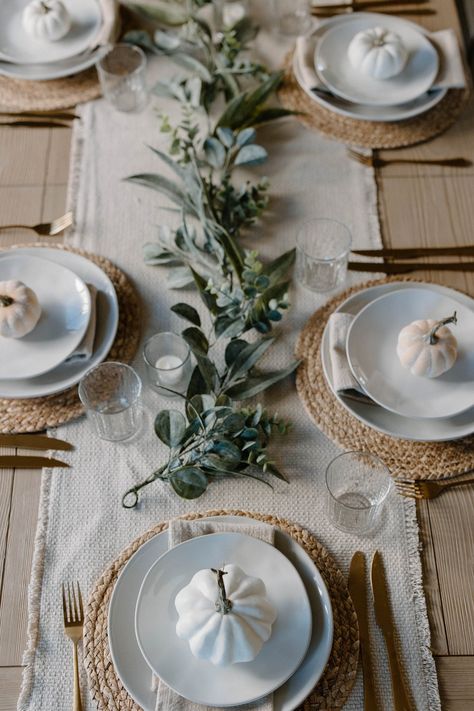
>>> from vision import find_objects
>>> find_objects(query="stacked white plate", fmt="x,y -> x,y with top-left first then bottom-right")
108,519 -> 334,711
0,247 -> 118,399
0,0 -> 108,80
321,281 -> 474,441
294,12 -> 447,122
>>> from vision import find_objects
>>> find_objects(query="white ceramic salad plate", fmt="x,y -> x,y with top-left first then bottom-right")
0,45 -> 107,81
293,14 -> 446,122
0,247 -> 118,398
346,287 -> 474,419
321,281 -> 474,441
108,517 -> 334,711
0,254 -> 91,380
135,532 -> 312,707
0,0 -> 102,65
314,15 -> 439,107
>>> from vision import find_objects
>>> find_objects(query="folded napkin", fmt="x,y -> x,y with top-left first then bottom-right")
65,284 -> 97,362
327,311 -> 375,405
153,518 -> 275,711
295,26 -> 467,97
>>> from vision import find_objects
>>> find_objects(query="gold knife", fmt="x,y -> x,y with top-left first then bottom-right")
348,261 -> 474,274
313,0 -> 429,9
0,455 -> 69,469
371,551 -> 414,711
352,246 -> 474,259
313,7 -> 436,15
348,552 -> 378,711
0,434 -> 74,451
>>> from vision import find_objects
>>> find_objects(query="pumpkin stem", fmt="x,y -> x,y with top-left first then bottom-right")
0,295 -> 14,307
211,568 -> 233,615
426,311 -> 457,345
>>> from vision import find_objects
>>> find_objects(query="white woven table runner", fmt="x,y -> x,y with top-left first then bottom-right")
18,24 -> 441,711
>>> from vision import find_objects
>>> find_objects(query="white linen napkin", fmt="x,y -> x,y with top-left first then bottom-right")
295,26 -> 467,96
327,311 -> 375,404
153,518 -> 275,711
65,284 -> 97,362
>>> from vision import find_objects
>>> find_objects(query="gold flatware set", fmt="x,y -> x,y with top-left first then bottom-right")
0,434 -> 73,469
0,110 -> 77,129
349,550 -> 415,710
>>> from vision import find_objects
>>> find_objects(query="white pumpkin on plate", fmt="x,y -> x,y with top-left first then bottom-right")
397,311 -> 458,378
0,280 -> 42,338
347,26 -> 409,80
175,564 -> 277,666
22,0 -> 71,42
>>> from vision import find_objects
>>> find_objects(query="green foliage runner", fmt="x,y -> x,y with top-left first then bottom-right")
121,2 -> 299,508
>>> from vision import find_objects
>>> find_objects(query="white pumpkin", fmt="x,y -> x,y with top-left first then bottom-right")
175,564 -> 277,666
347,27 -> 408,80
397,312 -> 458,378
22,0 -> 71,42
0,280 -> 41,339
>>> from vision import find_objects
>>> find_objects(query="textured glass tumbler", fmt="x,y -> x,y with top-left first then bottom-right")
296,218 -> 352,293
78,362 -> 142,441
143,332 -> 193,397
97,44 -> 148,113
325,451 -> 391,534
273,0 -> 312,36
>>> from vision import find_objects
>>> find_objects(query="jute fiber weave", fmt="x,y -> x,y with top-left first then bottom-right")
83,511 -> 359,711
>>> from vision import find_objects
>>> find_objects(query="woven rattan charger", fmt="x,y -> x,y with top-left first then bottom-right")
296,276 -> 474,480
278,53 -> 470,150
0,244 -> 141,434
83,510 -> 359,711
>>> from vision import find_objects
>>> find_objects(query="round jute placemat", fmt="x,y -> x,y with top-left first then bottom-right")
296,276 -> 474,480
83,510 -> 359,711
0,244 -> 141,434
278,54 -> 471,149
0,66 -> 101,113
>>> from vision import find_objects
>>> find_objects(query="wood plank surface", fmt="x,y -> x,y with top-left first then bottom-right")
1,0 -> 474,706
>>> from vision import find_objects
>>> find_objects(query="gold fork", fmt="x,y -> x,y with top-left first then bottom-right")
347,148 -> 472,169
0,211 -> 73,236
395,476 -> 474,500
62,582 -> 84,711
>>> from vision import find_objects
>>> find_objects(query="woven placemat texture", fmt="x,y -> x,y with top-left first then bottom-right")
296,276 -> 474,479
0,244 -> 141,433
279,53 -> 471,149
83,510 -> 359,711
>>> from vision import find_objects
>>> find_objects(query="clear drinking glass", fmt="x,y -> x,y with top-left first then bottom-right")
78,362 -> 142,441
143,332 -> 193,397
325,451 -> 391,534
97,44 -> 148,113
296,218 -> 352,293
274,0 -> 312,36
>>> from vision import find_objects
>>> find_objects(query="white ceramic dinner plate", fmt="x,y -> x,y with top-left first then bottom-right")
315,15 -> 439,107
0,254 -> 91,380
0,0 -> 102,65
135,532 -> 312,707
0,247 -> 118,398
321,281 -> 474,441
108,517 -> 334,711
293,14 -> 446,122
346,288 -> 474,419
0,45 -> 107,81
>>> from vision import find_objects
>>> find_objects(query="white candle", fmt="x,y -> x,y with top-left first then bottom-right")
155,354 -> 184,386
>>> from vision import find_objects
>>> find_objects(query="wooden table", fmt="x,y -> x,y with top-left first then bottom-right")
1,1 -> 474,708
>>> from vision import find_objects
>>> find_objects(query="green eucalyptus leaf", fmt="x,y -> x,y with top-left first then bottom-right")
182,326 -> 209,355
262,248 -> 296,282
191,269 -> 219,314
186,364 -> 209,400
234,144 -> 267,166
171,53 -> 212,82
236,127 -> 256,147
171,303 -> 201,326
250,107 -> 298,126
167,266 -> 195,288
122,30 -> 157,53
194,353 -> 219,393
224,362 -> 300,400
154,410 -> 186,448
153,30 -> 181,51
170,467 -> 208,499
187,394 -> 215,418
203,137 -> 226,169
123,1 -> 188,26
125,173 -> 194,213
223,412 -> 245,433
225,339 -> 248,367
210,440 -> 241,463
216,127 -> 234,148
228,337 -> 275,380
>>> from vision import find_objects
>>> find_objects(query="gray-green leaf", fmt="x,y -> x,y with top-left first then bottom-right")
155,410 -> 186,448
171,303 -> 201,326
204,137 -> 226,169
224,362 -> 299,400
170,467 -> 208,499
234,144 -> 268,166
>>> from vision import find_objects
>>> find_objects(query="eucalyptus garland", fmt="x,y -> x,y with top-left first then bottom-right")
122,1 -> 299,508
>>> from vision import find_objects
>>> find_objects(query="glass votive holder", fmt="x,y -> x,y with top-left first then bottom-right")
213,0 -> 249,29
296,218 -> 352,293
273,0 -> 312,37
97,44 -> 148,113
78,362 -> 142,441
143,332 -> 193,397
325,451 -> 391,534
